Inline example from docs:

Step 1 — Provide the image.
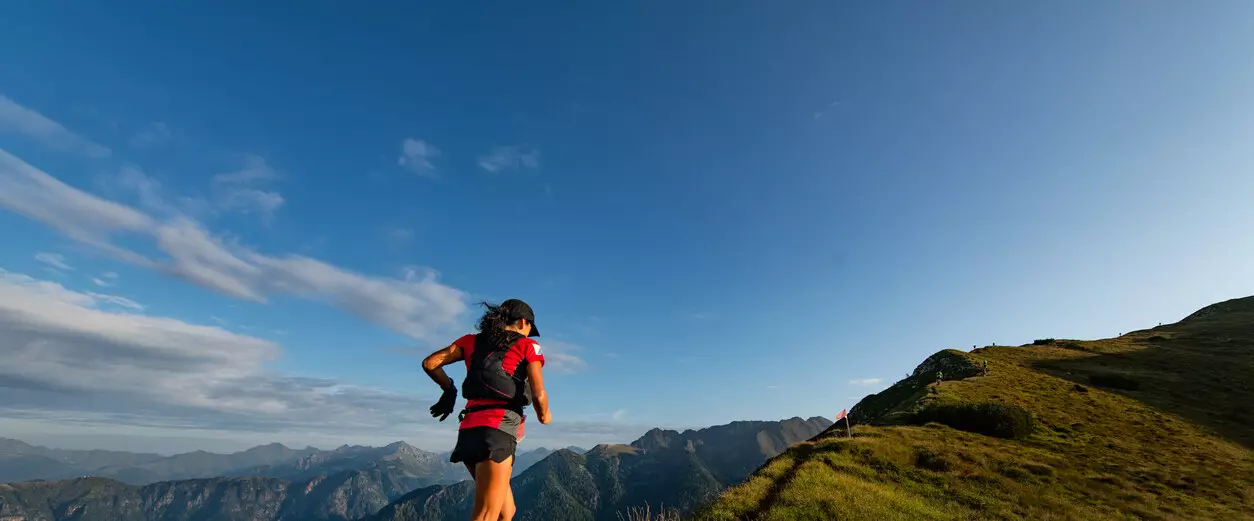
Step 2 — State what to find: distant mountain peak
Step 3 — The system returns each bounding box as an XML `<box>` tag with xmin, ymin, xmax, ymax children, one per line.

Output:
<box><xmin>631</xmin><ymin>427</ymin><xmax>679</xmax><ymax>451</ymax></box>
<box><xmin>244</xmin><ymin>442</ymin><xmax>292</xmax><ymax>453</ymax></box>
<box><xmin>589</xmin><ymin>443</ymin><xmax>639</xmax><ymax>457</ymax></box>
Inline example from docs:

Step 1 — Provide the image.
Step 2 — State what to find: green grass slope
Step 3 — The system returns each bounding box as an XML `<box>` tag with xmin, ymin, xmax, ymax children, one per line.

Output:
<box><xmin>693</xmin><ymin>296</ymin><xmax>1254</xmax><ymax>520</ymax></box>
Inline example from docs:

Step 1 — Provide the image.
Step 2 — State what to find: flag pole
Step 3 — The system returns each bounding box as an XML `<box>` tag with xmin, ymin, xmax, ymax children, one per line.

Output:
<box><xmin>844</xmin><ymin>412</ymin><xmax>851</xmax><ymax>438</ymax></box>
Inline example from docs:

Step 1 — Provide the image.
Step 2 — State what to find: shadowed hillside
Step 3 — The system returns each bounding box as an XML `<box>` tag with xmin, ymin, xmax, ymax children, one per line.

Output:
<box><xmin>693</xmin><ymin>296</ymin><xmax>1254</xmax><ymax>520</ymax></box>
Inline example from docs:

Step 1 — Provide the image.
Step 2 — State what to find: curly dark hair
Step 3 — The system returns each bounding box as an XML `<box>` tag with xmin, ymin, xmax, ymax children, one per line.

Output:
<box><xmin>475</xmin><ymin>301</ymin><xmax>513</xmax><ymax>344</ymax></box>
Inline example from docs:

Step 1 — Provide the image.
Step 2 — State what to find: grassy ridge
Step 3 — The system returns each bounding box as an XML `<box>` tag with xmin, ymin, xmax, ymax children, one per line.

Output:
<box><xmin>692</xmin><ymin>297</ymin><xmax>1254</xmax><ymax>520</ymax></box>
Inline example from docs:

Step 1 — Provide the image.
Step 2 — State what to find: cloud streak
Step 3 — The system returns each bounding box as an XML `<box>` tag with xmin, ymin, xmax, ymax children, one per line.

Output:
<box><xmin>210</xmin><ymin>155</ymin><xmax>285</xmax><ymax>219</ymax></box>
<box><xmin>535</xmin><ymin>340</ymin><xmax>589</xmax><ymax>374</ymax></box>
<box><xmin>129</xmin><ymin>122</ymin><xmax>174</xmax><ymax>149</ymax></box>
<box><xmin>398</xmin><ymin>138</ymin><xmax>440</xmax><ymax>177</ymax></box>
<box><xmin>34</xmin><ymin>253</ymin><xmax>72</xmax><ymax>271</ymax></box>
<box><xmin>0</xmin><ymin>270</ymin><xmax>434</xmax><ymax>438</ymax></box>
<box><xmin>0</xmin><ymin>148</ymin><xmax>468</xmax><ymax>342</ymax></box>
<box><xmin>477</xmin><ymin>145</ymin><xmax>540</xmax><ymax>173</ymax></box>
<box><xmin>386</xmin><ymin>227</ymin><xmax>415</xmax><ymax>247</ymax></box>
<box><xmin>848</xmin><ymin>378</ymin><xmax>883</xmax><ymax>386</ymax></box>
<box><xmin>0</xmin><ymin>95</ymin><xmax>111</xmax><ymax>158</ymax></box>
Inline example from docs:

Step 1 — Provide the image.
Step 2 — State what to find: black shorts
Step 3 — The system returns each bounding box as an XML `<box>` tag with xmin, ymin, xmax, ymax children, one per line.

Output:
<box><xmin>450</xmin><ymin>427</ymin><xmax>517</xmax><ymax>465</ymax></box>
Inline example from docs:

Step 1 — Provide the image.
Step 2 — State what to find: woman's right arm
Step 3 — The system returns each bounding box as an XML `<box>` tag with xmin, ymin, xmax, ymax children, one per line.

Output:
<box><xmin>527</xmin><ymin>360</ymin><xmax>551</xmax><ymax>424</ymax></box>
<box><xmin>422</xmin><ymin>343</ymin><xmax>464</xmax><ymax>390</ymax></box>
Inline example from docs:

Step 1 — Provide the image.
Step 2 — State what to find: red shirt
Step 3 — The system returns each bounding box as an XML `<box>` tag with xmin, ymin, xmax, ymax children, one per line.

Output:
<box><xmin>453</xmin><ymin>333</ymin><xmax>545</xmax><ymax>440</ymax></box>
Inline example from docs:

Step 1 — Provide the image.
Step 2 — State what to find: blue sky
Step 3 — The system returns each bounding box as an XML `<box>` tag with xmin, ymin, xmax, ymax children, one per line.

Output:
<box><xmin>1</xmin><ymin>2</ymin><xmax>1252</xmax><ymax>454</ymax></box>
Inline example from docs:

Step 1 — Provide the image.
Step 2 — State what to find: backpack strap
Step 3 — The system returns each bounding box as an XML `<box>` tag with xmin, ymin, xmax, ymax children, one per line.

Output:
<box><xmin>457</xmin><ymin>403</ymin><xmax>525</xmax><ymax>423</ymax></box>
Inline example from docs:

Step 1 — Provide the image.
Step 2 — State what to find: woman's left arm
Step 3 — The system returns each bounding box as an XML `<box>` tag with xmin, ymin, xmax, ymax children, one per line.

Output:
<box><xmin>528</xmin><ymin>361</ymin><xmax>551</xmax><ymax>424</ymax></box>
<box><xmin>422</xmin><ymin>343</ymin><xmax>463</xmax><ymax>390</ymax></box>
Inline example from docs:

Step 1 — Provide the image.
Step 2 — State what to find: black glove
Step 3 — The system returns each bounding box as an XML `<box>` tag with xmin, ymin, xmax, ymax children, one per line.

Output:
<box><xmin>430</xmin><ymin>386</ymin><xmax>458</xmax><ymax>422</ymax></box>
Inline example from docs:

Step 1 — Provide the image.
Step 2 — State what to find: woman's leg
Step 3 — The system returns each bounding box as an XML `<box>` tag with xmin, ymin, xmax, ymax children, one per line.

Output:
<box><xmin>499</xmin><ymin>457</ymin><xmax>516</xmax><ymax>521</ymax></box>
<box><xmin>470</xmin><ymin>457</ymin><xmax>513</xmax><ymax>521</ymax></box>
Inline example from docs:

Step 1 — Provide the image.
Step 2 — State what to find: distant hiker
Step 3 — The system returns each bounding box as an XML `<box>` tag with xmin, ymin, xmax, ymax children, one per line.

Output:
<box><xmin>422</xmin><ymin>299</ymin><xmax>552</xmax><ymax>521</ymax></box>
<box><xmin>982</xmin><ymin>360</ymin><xmax>988</xmax><ymax>375</ymax></box>
<box><xmin>936</xmin><ymin>371</ymin><xmax>944</xmax><ymax>385</ymax></box>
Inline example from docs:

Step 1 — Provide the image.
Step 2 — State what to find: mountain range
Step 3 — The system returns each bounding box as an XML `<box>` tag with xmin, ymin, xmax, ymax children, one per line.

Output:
<box><xmin>0</xmin><ymin>418</ymin><xmax>826</xmax><ymax>520</ymax></box>
<box><xmin>0</xmin><ymin>439</ymin><xmax>586</xmax><ymax>488</ymax></box>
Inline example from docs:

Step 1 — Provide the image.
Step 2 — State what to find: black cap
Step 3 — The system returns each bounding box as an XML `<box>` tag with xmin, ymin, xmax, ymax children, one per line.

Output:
<box><xmin>500</xmin><ymin>298</ymin><xmax>540</xmax><ymax>337</ymax></box>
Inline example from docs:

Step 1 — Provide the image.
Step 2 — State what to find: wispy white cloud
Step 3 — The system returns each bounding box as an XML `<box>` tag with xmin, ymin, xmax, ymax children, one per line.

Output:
<box><xmin>0</xmin><ymin>95</ymin><xmax>111</xmax><ymax>158</ymax></box>
<box><xmin>848</xmin><ymin>378</ymin><xmax>883</xmax><ymax>386</ymax></box>
<box><xmin>689</xmin><ymin>311</ymin><xmax>714</xmax><ymax>321</ymax></box>
<box><xmin>477</xmin><ymin>145</ymin><xmax>540</xmax><ymax>173</ymax></box>
<box><xmin>85</xmin><ymin>291</ymin><xmax>144</xmax><ymax>311</ymax></box>
<box><xmin>385</xmin><ymin>227</ymin><xmax>416</xmax><ymax>247</ymax></box>
<box><xmin>34</xmin><ymin>252</ymin><xmax>72</xmax><ymax>271</ymax></box>
<box><xmin>129</xmin><ymin>122</ymin><xmax>174</xmax><ymax>149</ymax></box>
<box><xmin>212</xmin><ymin>154</ymin><xmax>280</xmax><ymax>185</ymax></box>
<box><xmin>812</xmin><ymin>99</ymin><xmax>844</xmax><ymax>122</ymax></box>
<box><xmin>0</xmin><ymin>149</ymin><xmax>468</xmax><ymax>342</ymax></box>
<box><xmin>0</xmin><ymin>269</ymin><xmax>452</xmax><ymax>442</ymax></box>
<box><xmin>210</xmin><ymin>155</ymin><xmax>284</xmax><ymax>219</ymax></box>
<box><xmin>398</xmin><ymin>138</ymin><xmax>440</xmax><ymax>177</ymax></box>
<box><xmin>0</xmin><ymin>150</ymin><xmax>154</xmax><ymax>265</ymax></box>
<box><xmin>534</xmin><ymin>339</ymin><xmax>588</xmax><ymax>373</ymax></box>
<box><xmin>112</xmin><ymin>157</ymin><xmax>284</xmax><ymax>221</ymax></box>
<box><xmin>93</xmin><ymin>271</ymin><xmax>121</xmax><ymax>287</ymax></box>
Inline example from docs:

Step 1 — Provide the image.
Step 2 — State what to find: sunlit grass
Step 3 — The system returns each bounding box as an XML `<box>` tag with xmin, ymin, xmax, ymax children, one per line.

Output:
<box><xmin>692</xmin><ymin>298</ymin><xmax>1254</xmax><ymax>520</ymax></box>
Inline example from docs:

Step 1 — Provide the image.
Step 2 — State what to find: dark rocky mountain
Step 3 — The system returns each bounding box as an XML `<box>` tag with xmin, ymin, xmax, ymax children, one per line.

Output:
<box><xmin>510</xmin><ymin>446</ymin><xmax>587</xmax><ymax>477</ymax></box>
<box><xmin>0</xmin><ymin>469</ymin><xmax>438</xmax><ymax>521</ymax></box>
<box><xmin>367</xmin><ymin>416</ymin><xmax>831</xmax><ymax>521</ymax></box>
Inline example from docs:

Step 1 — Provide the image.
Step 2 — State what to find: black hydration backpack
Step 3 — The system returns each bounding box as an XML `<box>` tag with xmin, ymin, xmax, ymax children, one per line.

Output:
<box><xmin>462</xmin><ymin>331</ymin><xmax>532</xmax><ymax>408</ymax></box>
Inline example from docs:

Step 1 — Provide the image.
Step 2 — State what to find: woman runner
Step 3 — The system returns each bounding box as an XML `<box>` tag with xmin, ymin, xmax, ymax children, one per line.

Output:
<box><xmin>422</xmin><ymin>299</ymin><xmax>551</xmax><ymax>521</ymax></box>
